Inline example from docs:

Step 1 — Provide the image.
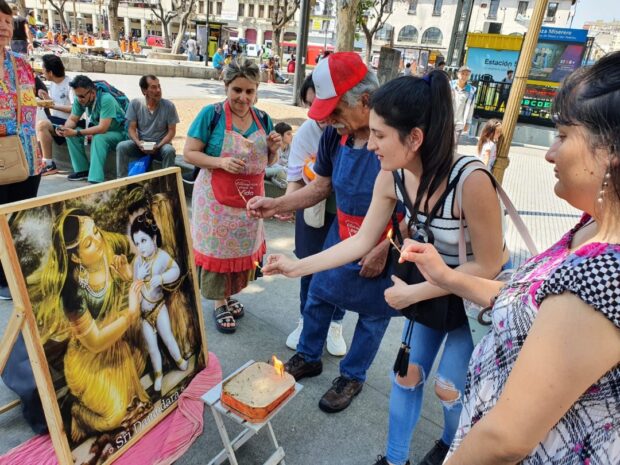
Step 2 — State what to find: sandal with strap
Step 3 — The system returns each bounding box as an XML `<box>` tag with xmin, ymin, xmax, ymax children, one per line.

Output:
<box><xmin>213</xmin><ymin>305</ymin><xmax>236</xmax><ymax>334</ymax></box>
<box><xmin>226</xmin><ymin>298</ymin><xmax>245</xmax><ymax>319</ymax></box>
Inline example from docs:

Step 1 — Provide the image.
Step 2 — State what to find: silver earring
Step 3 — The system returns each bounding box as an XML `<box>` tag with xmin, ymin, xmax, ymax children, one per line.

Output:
<box><xmin>598</xmin><ymin>168</ymin><xmax>611</xmax><ymax>203</ymax></box>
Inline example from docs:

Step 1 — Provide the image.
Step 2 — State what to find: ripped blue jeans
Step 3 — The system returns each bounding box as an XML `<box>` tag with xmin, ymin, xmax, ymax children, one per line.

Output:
<box><xmin>386</xmin><ymin>320</ymin><xmax>474</xmax><ymax>465</ymax></box>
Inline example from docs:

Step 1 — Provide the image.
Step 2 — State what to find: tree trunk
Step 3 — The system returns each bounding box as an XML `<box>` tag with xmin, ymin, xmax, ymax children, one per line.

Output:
<box><xmin>171</xmin><ymin>12</ymin><xmax>192</xmax><ymax>54</ymax></box>
<box><xmin>108</xmin><ymin>1</ymin><xmax>120</xmax><ymax>40</ymax></box>
<box><xmin>335</xmin><ymin>0</ymin><xmax>361</xmax><ymax>51</ymax></box>
<box><xmin>272</xmin><ymin>28</ymin><xmax>283</xmax><ymax>60</ymax></box>
<box><xmin>163</xmin><ymin>21</ymin><xmax>172</xmax><ymax>48</ymax></box>
<box><xmin>364</xmin><ymin>32</ymin><xmax>373</xmax><ymax>64</ymax></box>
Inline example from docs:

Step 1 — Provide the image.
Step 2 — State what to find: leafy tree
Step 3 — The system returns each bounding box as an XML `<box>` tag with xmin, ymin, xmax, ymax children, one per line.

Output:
<box><xmin>148</xmin><ymin>0</ymin><xmax>177</xmax><ymax>48</ymax></box>
<box><xmin>358</xmin><ymin>0</ymin><xmax>393</xmax><ymax>64</ymax></box>
<box><xmin>46</xmin><ymin>0</ymin><xmax>70</xmax><ymax>33</ymax></box>
<box><xmin>271</xmin><ymin>0</ymin><xmax>300</xmax><ymax>60</ymax></box>
<box><xmin>170</xmin><ymin>0</ymin><xmax>198</xmax><ymax>55</ymax></box>
<box><xmin>335</xmin><ymin>0</ymin><xmax>361</xmax><ymax>51</ymax></box>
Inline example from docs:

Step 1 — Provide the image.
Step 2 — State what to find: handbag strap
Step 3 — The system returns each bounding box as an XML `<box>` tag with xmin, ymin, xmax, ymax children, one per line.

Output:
<box><xmin>8</xmin><ymin>53</ymin><xmax>22</xmax><ymax>133</ymax></box>
<box><xmin>455</xmin><ymin>161</ymin><xmax>538</xmax><ymax>265</ymax></box>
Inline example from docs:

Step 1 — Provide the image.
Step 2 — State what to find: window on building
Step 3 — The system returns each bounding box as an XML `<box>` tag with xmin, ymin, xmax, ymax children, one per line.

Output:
<box><xmin>268</xmin><ymin>5</ymin><xmax>274</xmax><ymax>17</ymax></box>
<box><xmin>238</xmin><ymin>2</ymin><xmax>244</xmax><ymax>17</ymax></box>
<box><xmin>375</xmin><ymin>23</ymin><xmax>394</xmax><ymax>41</ymax></box>
<box><xmin>248</xmin><ymin>4</ymin><xmax>254</xmax><ymax>16</ymax></box>
<box><xmin>408</xmin><ymin>0</ymin><xmax>418</xmax><ymax>14</ymax></box>
<box><xmin>421</xmin><ymin>27</ymin><xmax>443</xmax><ymax>45</ymax></box>
<box><xmin>198</xmin><ymin>1</ymin><xmax>203</xmax><ymax>14</ymax></box>
<box><xmin>386</xmin><ymin>0</ymin><xmax>394</xmax><ymax>13</ymax></box>
<box><xmin>545</xmin><ymin>2</ymin><xmax>559</xmax><ymax>22</ymax></box>
<box><xmin>488</xmin><ymin>0</ymin><xmax>500</xmax><ymax>20</ymax></box>
<box><xmin>397</xmin><ymin>25</ymin><xmax>418</xmax><ymax>43</ymax></box>
<box><xmin>517</xmin><ymin>1</ymin><xmax>528</xmax><ymax>16</ymax></box>
<box><xmin>217</xmin><ymin>2</ymin><xmax>222</xmax><ymax>15</ymax></box>
<box><xmin>433</xmin><ymin>0</ymin><xmax>443</xmax><ymax>16</ymax></box>
<box><xmin>259</xmin><ymin>5</ymin><xmax>265</xmax><ymax>18</ymax></box>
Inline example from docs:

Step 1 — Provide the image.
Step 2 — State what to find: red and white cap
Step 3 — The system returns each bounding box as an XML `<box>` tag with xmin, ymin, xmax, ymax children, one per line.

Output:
<box><xmin>308</xmin><ymin>52</ymin><xmax>368</xmax><ymax>121</ymax></box>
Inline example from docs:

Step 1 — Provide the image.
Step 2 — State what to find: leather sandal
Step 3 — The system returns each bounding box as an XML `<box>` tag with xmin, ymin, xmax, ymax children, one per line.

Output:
<box><xmin>226</xmin><ymin>298</ymin><xmax>245</xmax><ymax>319</ymax></box>
<box><xmin>213</xmin><ymin>305</ymin><xmax>236</xmax><ymax>334</ymax></box>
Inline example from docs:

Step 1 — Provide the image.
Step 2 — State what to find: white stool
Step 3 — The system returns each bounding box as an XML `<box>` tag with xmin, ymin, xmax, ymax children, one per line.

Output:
<box><xmin>202</xmin><ymin>360</ymin><xmax>302</xmax><ymax>465</ymax></box>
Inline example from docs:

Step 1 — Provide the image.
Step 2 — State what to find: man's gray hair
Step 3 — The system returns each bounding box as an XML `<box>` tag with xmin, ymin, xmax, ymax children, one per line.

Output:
<box><xmin>222</xmin><ymin>60</ymin><xmax>260</xmax><ymax>86</ymax></box>
<box><xmin>341</xmin><ymin>70</ymin><xmax>380</xmax><ymax>107</ymax></box>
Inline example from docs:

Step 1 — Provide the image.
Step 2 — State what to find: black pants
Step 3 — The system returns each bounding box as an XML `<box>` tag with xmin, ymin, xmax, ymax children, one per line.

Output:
<box><xmin>0</xmin><ymin>175</ymin><xmax>41</xmax><ymax>286</ymax></box>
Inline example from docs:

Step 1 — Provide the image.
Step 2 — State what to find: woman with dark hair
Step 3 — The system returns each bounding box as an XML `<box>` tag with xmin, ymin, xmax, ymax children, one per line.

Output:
<box><xmin>263</xmin><ymin>71</ymin><xmax>506</xmax><ymax>465</ymax></box>
<box><xmin>183</xmin><ymin>60</ymin><xmax>281</xmax><ymax>333</ymax></box>
<box><xmin>402</xmin><ymin>52</ymin><xmax>620</xmax><ymax>465</ymax></box>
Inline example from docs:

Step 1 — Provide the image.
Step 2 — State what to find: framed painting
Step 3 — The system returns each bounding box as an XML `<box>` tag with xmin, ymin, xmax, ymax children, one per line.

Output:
<box><xmin>0</xmin><ymin>169</ymin><xmax>207</xmax><ymax>464</ymax></box>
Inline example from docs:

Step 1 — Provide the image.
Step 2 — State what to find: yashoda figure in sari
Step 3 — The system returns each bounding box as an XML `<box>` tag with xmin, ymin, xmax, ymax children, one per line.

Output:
<box><xmin>30</xmin><ymin>209</ymin><xmax>150</xmax><ymax>442</ymax></box>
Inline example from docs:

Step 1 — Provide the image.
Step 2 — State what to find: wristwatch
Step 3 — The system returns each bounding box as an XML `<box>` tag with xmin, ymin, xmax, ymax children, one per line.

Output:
<box><xmin>76</xmin><ymin>128</ymin><xmax>81</xmax><ymax>136</ymax></box>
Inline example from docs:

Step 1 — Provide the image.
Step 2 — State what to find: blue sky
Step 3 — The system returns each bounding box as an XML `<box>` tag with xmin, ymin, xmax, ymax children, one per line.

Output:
<box><xmin>572</xmin><ymin>0</ymin><xmax>620</xmax><ymax>28</ymax></box>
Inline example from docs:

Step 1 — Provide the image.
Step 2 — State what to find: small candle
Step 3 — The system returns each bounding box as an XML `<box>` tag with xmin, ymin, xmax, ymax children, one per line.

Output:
<box><xmin>387</xmin><ymin>228</ymin><xmax>402</xmax><ymax>254</ymax></box>
<box><xmin>254</xmin><ymin>261</ymin><xmax>263</xmax><ymax>271</ymax></box>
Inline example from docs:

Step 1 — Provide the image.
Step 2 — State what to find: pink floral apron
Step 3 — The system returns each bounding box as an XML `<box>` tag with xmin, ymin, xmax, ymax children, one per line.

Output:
<box><xmin>192</xmin><ymin>101</ymin><xmax>268</xmax><ymax>273</ymax></box>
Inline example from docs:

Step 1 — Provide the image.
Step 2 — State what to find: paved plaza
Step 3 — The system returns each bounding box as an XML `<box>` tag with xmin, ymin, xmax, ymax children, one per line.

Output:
<box><xmin>0</xmin><ymin>76</ymin><xmax>576</xmax><ymax>464</ymax></box>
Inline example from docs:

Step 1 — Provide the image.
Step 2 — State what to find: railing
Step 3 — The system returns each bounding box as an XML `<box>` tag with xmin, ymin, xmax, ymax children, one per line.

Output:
<box><xmin>473</xmin><ymin>79</ymin><xmax>555</xmax><ymax>127</ymax></box>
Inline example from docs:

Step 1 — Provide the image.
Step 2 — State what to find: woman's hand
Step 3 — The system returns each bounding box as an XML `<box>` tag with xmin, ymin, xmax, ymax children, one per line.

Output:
<box><xmin>262</xmin><ymin>254</ymin><xmax>301</xmax><ymax>277</ymax></box>
<box><xmin>384</xmin><ymin>275</ymin><xmax>417</xmax><ymax>310</ymax></box>
<box><xmin>219</xmin><ymin>157</ymin><xmax>246</xmax><ymax>174</ymax></box>
<box><xmin>267</xmin><ymin>131</ymin><xmax>282</xmax><ymax>155</ymax></box>
<box><xmin>61</xmin><ymin>127</ymin><xmax>78</xmax><ymax>137</ymax></box>
<box><xmin>400</xmin><ymin>239</ymin><xmax>451</xmax><ymax>287</ymax></box>
<box><xmin>127</xmin><ymin>281</ymin><xmax>144</xmax><ymax>319</ymax></box>
<box><xmin>110</xmin><ymin>254</ymin><xmax>133</xmax><ymax>281</ymax></box>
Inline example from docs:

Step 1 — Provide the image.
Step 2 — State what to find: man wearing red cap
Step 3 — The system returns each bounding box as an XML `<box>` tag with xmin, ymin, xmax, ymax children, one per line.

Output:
<box><xmin>248</xmin><ymin>52</ymin><xmax>401</xmax><ymax>413</ymax></box>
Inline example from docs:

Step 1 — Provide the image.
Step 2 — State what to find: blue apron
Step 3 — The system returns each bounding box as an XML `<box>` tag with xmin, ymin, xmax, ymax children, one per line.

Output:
<box><xmin>309</xmin><ymin>137</ymin><xmax>399</xmax><ymax>318</ymax></box>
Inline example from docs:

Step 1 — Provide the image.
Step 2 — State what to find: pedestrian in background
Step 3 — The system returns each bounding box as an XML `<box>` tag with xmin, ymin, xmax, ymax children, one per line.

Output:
<box><xmin>451</xmin><ymin>65</ymin><xmax>476</xmax><ymax>144</ymax></box>
<box><xmin>476</xmin><ymin>119</ymin><xmax>502</xmax><ymax>170</ymax></box>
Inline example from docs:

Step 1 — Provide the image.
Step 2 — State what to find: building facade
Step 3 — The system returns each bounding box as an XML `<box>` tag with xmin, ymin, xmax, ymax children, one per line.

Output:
<box><xmin>373</xmin><ymin>0</ymin><xmax>574</xmax><ymax>64</ymax></box>
<box><xmin>22</xmin><ymin>0</ymin><xmax>304</xmax><ymax>47</ymax></box>
<box><xmin>584</xmin><ymin>20</ymin><xmax>620</xmax><ymax>61</ymax></box>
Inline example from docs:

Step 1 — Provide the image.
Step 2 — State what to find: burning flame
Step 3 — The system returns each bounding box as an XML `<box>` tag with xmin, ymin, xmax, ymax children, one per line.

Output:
<box><xmin>254</xmin><ymin>261</ymin><xmax>263</xmax><ymax>271</ymax></box>
<box><xmin>272</xmin><ymin>355</ymin><xmax>285</xmax><ymax>376</ymax></box>
<box><xmin>387</xmin><ymin>228</ymin><xmax>402</xmax><ymax>253</ymax></box>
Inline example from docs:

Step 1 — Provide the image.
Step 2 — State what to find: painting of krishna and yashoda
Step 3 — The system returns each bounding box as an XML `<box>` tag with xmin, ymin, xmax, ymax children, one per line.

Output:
<box><xmin>10</xmin><ymin>178</ymin><xmax>204</xmax><ymax>463</ymax></box>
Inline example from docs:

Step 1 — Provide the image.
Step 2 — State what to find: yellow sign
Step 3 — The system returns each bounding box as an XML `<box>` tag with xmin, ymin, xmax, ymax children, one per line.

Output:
<box><xmin>311</xmin><ymin>19</ymin><xmax>323</xmax><ymax>31</ymax></box>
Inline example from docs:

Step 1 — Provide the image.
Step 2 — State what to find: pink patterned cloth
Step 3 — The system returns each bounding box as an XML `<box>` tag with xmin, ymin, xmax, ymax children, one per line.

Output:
<box><xmin>0</xmin><ymin>353</ymin><xmax>222</xmax><ymax>465</ymax></box>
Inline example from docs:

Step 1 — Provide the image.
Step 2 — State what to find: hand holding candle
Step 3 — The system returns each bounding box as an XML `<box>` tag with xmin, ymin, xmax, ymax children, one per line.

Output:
<box><xmin>399</xmin><ymin>239</ymin><xmax>451</xmax><ymax>287</ymax></box>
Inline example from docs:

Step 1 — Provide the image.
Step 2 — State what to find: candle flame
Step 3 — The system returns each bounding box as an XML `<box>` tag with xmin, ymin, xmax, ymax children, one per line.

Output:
<box><xmin>254</xmin><ymin>261</ymin><xmax>263</xmax><ymax>271</ymax></box>
<box><xmin>387</xmin><ymin>228</ymin><xmax>393</xmax><ymax>240</ymax></box>
<box><xmin>272</xmin><ymin>355</ymin><xmax>285</xmax><ymax>376</ymax></box>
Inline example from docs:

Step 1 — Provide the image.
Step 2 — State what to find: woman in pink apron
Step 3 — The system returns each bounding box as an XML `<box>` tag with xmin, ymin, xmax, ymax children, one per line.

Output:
<box><xmin>183</xmin><ymin>60</ymin><xmax>281</xmax><ymax>333</ymax></box>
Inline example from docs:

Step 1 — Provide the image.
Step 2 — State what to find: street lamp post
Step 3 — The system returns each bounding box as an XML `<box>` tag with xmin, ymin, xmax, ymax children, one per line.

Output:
<box><xmin>292</xmin><ymin>0</ymin><xmax>311</xmax><ymax>106</ymax></box>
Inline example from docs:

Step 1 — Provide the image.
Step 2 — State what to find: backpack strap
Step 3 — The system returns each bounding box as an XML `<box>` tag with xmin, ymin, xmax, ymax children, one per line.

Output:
<box><xmin>455</xmin><ymin>162</ymin><xmax>538</xmax><ymax>264</ymax></box>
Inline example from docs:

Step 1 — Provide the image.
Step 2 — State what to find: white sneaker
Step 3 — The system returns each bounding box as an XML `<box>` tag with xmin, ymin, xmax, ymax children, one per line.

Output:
<box><xmin>286</xmin><ymin>318</ymin><xmax>304</xmax><ymax>350</ymax></box>
<box><xmin>326</xmin><ymin>321</ymin><xmax>347</xmax><ymax>357</ymax></box>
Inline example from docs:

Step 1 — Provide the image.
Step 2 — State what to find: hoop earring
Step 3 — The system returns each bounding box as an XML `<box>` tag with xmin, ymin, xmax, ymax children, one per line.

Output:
<box><xmin>598</xmin><ymin>166</ymin><xmax>612</xmax><ymax>204</ymax></box>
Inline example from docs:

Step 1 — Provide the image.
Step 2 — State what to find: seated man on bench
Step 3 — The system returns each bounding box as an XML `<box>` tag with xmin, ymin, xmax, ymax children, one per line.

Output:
<box><xmin>116</xmin><ymin>74</ymin><xmax>179</xmax><ymax>178</ymax></box>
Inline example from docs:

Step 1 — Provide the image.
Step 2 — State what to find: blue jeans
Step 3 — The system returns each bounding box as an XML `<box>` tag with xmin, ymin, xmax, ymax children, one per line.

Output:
<box><xmin>386</xmin><ymin>321</ymin><xmax>474</xmax><ymax>465</ymax></box>
<box><xmin>298</xmin><ymin>291</ymin><xmax>390</xmax><ymax>382</ymax></box>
